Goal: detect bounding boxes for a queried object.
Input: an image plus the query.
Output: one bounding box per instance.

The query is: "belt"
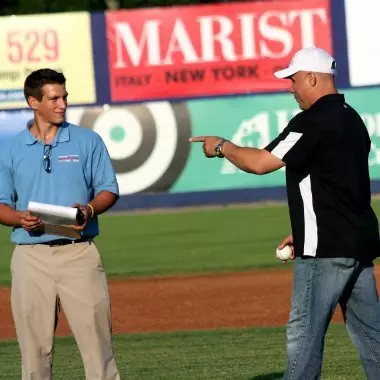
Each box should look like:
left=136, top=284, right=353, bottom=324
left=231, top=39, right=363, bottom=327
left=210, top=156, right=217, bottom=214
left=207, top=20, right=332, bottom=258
left=39, top=237, right=89, bottom=247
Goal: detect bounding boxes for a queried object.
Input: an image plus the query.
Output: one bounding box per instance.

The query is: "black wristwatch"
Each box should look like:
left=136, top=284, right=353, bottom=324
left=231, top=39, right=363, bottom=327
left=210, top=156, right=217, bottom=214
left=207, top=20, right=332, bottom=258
left=215, top=139, right=228, bottom=158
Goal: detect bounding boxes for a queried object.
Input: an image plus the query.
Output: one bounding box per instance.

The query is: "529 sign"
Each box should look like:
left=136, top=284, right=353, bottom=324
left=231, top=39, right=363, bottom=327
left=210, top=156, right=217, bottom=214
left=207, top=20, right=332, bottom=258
left=7, top=29, right=60, bottom=64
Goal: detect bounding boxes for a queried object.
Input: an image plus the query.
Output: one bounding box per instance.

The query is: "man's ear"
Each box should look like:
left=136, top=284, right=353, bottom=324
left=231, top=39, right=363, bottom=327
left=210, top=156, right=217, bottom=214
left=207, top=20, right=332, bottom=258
left=308, top=72, right=317, bottom=87
left=28, top=96, right=39, bottom=111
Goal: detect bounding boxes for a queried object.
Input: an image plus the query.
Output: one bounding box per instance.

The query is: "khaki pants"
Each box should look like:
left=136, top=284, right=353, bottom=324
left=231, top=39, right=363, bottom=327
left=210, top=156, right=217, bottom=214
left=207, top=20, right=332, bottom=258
left=11, top=240, right=120, bottom=380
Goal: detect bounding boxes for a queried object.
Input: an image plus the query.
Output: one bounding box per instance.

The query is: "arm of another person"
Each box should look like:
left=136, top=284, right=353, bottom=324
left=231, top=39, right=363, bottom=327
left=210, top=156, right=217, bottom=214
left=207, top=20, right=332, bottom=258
left=87, top=190, right=118, bottom=216
left=0, top=159, right=42, bottom=230
left=88, top=136, right=119, bottom=214
left=0, top=205, right=41, bottom=231
left=0, top=204, right=21, bottom=227
left=189, top=136, right=285, bottom=174
left=72, top=136, right=119, bottom=230
left=190, top=118, right=329, bottom=174
left=223, top=142, right=285, bottom=174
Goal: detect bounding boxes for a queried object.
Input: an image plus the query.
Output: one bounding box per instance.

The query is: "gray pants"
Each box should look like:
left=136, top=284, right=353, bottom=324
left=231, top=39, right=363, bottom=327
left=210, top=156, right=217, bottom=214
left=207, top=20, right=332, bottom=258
left=284, top=257, right=380, bottom=380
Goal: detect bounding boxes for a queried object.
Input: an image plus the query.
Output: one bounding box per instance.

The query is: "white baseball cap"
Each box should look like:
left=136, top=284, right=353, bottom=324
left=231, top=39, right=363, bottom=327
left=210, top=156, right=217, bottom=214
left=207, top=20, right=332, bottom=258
left=274, top=47, right=336, bottom=79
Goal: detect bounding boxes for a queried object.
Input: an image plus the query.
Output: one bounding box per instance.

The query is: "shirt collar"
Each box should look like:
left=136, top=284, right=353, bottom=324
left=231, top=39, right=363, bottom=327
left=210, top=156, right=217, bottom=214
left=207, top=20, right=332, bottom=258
left=311, top=93, right=345, bottom=109
left=24, top=122, right=70, bottom=146
left=25, top=124, right=37, bottom=145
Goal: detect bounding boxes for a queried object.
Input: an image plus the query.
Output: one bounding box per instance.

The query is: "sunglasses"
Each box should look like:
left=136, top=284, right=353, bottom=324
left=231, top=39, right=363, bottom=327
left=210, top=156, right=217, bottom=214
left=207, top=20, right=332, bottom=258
left=43, top=144, right=52, bottom=173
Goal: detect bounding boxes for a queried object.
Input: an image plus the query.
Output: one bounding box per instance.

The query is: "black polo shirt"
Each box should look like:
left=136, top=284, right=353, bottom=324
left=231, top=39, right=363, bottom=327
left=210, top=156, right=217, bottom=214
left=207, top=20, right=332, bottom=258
left=265, top=94, right=380, bottom=259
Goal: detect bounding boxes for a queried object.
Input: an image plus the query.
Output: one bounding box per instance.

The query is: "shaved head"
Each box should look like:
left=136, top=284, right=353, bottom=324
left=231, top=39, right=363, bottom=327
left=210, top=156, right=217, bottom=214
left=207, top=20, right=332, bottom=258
left=289, top=71, right=338, bottom=110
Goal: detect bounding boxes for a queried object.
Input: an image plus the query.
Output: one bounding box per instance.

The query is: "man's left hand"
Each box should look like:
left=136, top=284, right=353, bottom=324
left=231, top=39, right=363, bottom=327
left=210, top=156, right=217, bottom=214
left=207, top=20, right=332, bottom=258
left=71, top=203, right=91, bottom=231
left=190, top=136, right=224, bottom=158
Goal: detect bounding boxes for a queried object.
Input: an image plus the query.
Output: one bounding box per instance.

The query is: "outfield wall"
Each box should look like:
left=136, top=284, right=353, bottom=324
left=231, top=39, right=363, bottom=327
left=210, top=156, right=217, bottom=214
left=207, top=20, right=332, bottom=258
left=0, top=0, right=379, bottom=210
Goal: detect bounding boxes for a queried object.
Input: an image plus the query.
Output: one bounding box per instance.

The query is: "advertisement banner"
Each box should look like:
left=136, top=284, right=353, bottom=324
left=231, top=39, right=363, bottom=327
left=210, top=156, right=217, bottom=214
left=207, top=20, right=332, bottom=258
left=1, top=87, right=380, bottom=196
left=344, top=0, right=380, bottom=87
left=0, top=12, right=96, bottom=109
left=105, top=0, right=332, bottom=102
left=175, top=88, right=380, bottom=192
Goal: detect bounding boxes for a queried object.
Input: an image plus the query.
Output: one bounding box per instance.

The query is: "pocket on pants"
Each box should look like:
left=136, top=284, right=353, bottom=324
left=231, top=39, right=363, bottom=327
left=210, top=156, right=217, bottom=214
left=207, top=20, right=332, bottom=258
left=10, top=246, right=23, bottom=275
left=10, top=248, right=16, bottom=274
left=330, top=257, right=357, bottom=269
left=88, top=244, right=105, bottom=273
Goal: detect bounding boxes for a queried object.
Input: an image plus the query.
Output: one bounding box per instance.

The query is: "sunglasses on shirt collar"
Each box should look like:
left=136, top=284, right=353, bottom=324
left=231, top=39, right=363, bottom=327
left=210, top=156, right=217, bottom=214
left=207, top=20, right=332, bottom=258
left=43, top=144, right=52, bottom=173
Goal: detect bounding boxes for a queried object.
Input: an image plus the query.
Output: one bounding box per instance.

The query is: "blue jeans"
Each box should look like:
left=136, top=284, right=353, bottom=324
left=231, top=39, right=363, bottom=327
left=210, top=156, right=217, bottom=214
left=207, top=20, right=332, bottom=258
left=284, top=257, right=380, bottom=380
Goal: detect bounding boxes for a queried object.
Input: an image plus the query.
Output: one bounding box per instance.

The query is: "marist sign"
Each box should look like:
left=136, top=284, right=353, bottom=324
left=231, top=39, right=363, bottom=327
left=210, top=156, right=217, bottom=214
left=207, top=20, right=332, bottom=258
left=106, top=0, right=332, bottom=102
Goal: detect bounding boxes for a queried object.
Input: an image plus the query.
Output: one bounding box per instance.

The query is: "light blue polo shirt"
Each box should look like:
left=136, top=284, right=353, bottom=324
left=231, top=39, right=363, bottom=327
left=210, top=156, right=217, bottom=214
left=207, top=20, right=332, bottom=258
left=0, top=122, right=119, bottom=244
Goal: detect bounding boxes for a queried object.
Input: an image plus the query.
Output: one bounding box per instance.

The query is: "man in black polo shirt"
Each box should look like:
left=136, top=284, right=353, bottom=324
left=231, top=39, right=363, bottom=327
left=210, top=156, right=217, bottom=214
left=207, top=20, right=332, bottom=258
left=190, top=47, right=380, bottom=379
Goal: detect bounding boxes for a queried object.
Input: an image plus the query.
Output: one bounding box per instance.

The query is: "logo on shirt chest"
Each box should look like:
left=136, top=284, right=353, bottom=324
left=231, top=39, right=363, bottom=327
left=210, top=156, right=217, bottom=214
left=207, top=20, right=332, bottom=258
left=58, top=155, right=80, bottom=163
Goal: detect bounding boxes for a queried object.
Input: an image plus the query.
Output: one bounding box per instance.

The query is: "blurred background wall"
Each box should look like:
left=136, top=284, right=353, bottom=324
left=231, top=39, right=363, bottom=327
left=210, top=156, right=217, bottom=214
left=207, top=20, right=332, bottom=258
left=0, top=0, right=379, bottom=210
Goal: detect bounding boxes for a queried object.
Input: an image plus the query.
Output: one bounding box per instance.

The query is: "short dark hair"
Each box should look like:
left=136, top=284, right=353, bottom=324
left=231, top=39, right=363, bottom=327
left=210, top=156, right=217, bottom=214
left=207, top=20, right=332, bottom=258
left=24, top=68, right=66, bottom=102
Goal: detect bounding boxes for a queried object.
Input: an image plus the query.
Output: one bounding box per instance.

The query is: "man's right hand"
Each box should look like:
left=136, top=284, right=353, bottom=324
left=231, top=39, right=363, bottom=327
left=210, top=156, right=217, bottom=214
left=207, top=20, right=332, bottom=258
left=20, top=211, right=42, bottom=232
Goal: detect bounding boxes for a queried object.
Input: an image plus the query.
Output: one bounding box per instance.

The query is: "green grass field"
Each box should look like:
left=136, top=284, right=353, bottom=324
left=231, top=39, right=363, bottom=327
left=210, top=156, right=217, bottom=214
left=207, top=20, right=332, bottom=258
left=1, top=200, right=379, bottom=379
left=0, top=326, right=366, bottom=379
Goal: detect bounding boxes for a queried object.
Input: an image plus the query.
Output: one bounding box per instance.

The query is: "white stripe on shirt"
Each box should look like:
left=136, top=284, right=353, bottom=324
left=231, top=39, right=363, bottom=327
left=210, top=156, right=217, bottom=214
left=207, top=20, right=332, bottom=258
left=271, top=132, right=303, bottom=160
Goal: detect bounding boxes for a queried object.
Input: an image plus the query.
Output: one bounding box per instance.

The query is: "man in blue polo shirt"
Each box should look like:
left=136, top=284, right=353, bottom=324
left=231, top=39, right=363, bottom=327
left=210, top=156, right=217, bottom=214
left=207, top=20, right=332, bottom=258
left=0, top=69, right=120, bottom=379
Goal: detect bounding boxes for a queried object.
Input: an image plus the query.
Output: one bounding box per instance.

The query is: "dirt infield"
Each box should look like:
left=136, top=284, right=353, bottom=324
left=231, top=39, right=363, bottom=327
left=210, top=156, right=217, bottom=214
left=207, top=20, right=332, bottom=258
left=0, top=266, right=360, bottom=340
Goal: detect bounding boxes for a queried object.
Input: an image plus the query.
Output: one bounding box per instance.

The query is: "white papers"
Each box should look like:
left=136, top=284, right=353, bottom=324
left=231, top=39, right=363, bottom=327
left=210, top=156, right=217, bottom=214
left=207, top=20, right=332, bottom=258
left=28, top=201, right=78, bottom=224
left=28, top=201, right=81, bottom=239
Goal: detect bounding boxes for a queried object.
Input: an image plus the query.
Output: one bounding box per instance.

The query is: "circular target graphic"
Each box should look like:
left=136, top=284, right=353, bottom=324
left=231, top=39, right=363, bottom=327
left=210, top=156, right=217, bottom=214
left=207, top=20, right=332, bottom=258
left=79, top=102, right=191, bottom=195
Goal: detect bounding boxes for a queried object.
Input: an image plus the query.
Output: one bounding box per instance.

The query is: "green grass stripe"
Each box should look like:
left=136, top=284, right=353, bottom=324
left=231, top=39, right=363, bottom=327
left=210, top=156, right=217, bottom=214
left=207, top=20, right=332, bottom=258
left=0, top=325, right=366, bottom=379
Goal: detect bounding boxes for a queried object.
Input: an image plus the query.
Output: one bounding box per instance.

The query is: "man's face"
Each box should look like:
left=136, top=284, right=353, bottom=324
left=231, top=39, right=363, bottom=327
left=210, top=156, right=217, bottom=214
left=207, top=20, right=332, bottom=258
left=289, top=71, right=313, bottom=110
left=30, top=84, right=68, bottom=125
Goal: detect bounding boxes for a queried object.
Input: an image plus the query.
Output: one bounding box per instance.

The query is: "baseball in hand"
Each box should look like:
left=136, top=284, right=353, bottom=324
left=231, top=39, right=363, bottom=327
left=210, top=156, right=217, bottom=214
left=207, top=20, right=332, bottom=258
left=276, top=245, right=293, bottom=260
